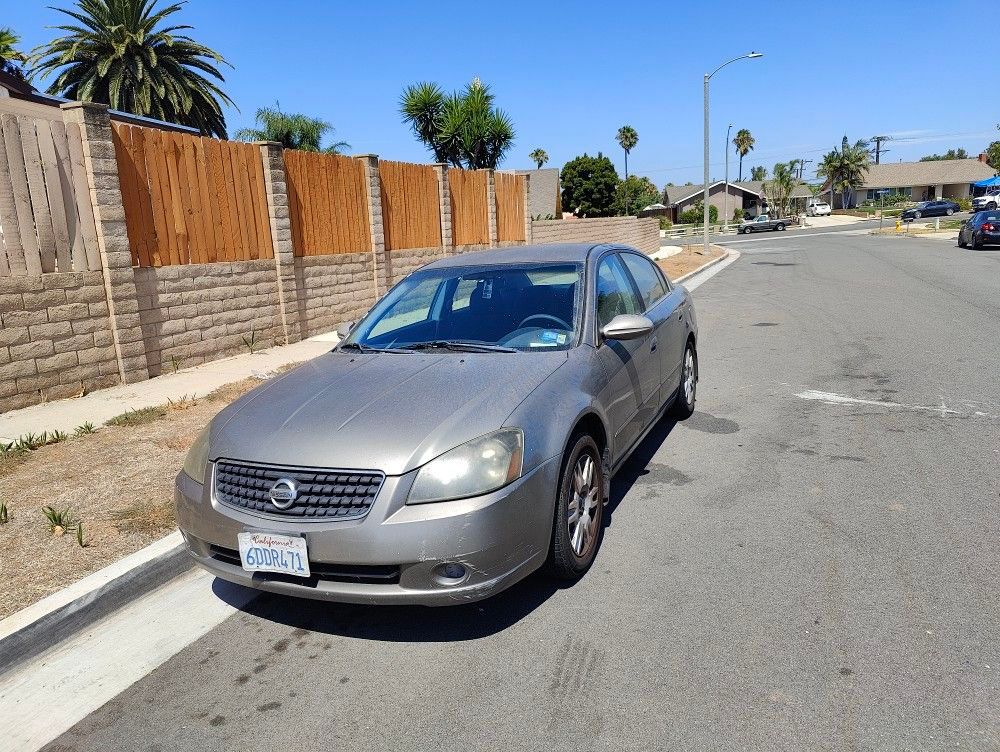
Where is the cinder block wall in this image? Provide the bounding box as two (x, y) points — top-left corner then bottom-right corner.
(0, 272), (121, 412)
(134, 262), (283, 377)
(530, 217), (661, 255)
(292, 252), (379, 337)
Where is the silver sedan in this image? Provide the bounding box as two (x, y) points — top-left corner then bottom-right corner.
(176, 243), (699, 605)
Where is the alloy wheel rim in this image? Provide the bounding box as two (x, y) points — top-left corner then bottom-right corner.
(683, 349), (696, 406)
(567, 454), (599, 557)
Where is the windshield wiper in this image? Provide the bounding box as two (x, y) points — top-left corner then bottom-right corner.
(402, 340), (517, 353)
(339, 342), (413, 354)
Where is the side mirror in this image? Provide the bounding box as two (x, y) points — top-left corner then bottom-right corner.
(336, 320), (356, 339)
(601, 314), (654, 342)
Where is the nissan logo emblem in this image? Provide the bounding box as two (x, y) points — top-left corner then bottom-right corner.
(268, 478), (299, 510)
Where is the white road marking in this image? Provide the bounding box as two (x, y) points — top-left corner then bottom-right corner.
(794, 390), (997, 418)
(0, 568), (256, 752)
(679, 250), (741, 291)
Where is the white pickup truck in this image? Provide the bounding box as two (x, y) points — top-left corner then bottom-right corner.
(972, 191), (999, 212)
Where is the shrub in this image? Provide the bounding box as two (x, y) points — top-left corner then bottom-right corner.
(953, 196), (972, 212)
(659, 217), (672, 230)
(42, 506), (78, 536)
(678, 202), (718, 224)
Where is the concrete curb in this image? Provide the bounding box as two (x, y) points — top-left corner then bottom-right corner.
(0, 530), (191, 676)
(674, 248), (734, 285)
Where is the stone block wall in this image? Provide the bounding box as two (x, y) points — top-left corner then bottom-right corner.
(0, 272), (120, 412)
(292, 252), (379, 336)
(530, 216), (661, 256)
(134, 261), (283, 376)
(388, 246), (452, 286)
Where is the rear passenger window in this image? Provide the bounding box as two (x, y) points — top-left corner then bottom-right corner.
(620, 253), (666, 309)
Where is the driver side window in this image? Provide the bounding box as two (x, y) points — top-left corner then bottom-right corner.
(595, 255), (642, 327)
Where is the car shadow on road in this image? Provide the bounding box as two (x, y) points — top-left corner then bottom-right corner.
(211, 416), (679, 642)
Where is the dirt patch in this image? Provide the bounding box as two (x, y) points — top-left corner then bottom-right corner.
(0, 375), (271, 620)
(657, 244), (727, 282)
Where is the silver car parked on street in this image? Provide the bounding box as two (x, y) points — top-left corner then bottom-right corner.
(176, 243), (699, 605)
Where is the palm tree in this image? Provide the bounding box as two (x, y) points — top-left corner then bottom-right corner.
(31, 0), (234, 138)
(733, 129), (755, 181)
(400, 79), (514, 169)
(529, 149), (549, 170)
(816, 136), (871, 208)
(0, 27), (27, 63)
(235, 103), (349, 153)
(750, 165), (767, 181)
(616, 125), (638, 214)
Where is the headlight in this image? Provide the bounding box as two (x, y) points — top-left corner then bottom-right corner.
(407, 429), (524, 504)
(183, 425), (211, 483)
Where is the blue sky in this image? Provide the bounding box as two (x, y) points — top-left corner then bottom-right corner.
(7, 0), (997, 186)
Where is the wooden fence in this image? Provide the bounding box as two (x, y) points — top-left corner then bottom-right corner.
(448, 169), (490, 246)
(0, 113), (100, 276)
(379, 160), (441, 251)
(112, 123), (273, 266)
(284, 150), (371, 256)
(495, 172), (526, 242)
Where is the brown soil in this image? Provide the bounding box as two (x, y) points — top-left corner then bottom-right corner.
(657, 244), (727, 281)
(0, 376), (268, 620)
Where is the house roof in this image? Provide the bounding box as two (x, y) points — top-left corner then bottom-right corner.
(663, 180), (812, 205)
(860, 159), (995, 188)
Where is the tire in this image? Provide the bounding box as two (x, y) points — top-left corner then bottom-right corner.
(971, 232), (982, 250)
(776, 223), (786, 231)
(946, 208), (954, 216)
(988, 202), (997, 211)
(547, 434), (604, 580)
(958, 234), (968, 248)
(914, 211), (922, 219)
(670, 340), (697, 420)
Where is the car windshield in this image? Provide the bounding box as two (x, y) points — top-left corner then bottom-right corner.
(343, 263), (582, 352)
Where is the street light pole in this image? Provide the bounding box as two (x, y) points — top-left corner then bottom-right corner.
(703, 52), (763, 254)
(724, 123), (732, 234)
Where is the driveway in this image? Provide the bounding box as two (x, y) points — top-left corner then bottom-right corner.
(32, 234), (1000, 751)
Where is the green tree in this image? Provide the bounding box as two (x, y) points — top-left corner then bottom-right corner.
(985, 141), (1000, 173)
(816, 136), (871, 208)
(750, 165), (767, 181)
(733, 128), (755, 181)
(0, 27), (27, 63)
(399, 78), (514, 169)
(561, 153), (619, 217)
(764, 162), (796, 217)
(528, 148), (548, 169)
(235, 103), (348, 153)
(31, 0), (234, 138)
(920, 148), (968, 161)
(679, 201), (717, 224)
(613, 175), (659, 216)
(616, 125), (639, 213)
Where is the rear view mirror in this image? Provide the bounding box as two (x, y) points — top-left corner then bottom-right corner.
(601, 314), (654, 341)
(336, 320), (356, 339)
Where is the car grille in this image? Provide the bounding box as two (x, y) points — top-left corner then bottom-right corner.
(213, 460), (383, 521)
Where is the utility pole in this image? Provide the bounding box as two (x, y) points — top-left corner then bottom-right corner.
(798, 158), (813, 181)
(871, 135), (891, 164)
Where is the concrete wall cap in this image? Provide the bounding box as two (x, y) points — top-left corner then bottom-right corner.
(59, 101), (109, 112)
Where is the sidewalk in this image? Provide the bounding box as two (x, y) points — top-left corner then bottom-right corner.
(0, 331), (339, 442)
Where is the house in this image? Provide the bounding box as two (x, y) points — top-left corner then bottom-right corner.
(662, 180), (814, 223)
(847, 158), (996, 207)
(515, 167), (561, 220)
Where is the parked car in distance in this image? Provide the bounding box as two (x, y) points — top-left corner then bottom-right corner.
(900, 200), (960, 220)
(806, 201), (831, 217)
(958, 210), (1000, 249)
(176, 243), (700, 606)
(971, 191), (1000, 212)
(739, 214), (789, 234)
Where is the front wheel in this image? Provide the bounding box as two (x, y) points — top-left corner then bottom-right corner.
(670, 341), (697, 420)
(988, 202), (997, 211)
(914, 211), (922, 219)
(776, 223), (786, 231)
(547, 435), (604, 580)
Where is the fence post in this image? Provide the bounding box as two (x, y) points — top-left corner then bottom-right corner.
(433, 163), (453, 252)
(256, 141), (301, 345)
(522, 172), (532, 243)
(59, 102), (150, 385)
(485, 169), (498, 248)
(355, 154), (389, 299)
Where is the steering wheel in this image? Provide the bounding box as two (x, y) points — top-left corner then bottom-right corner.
(518, 313), (571, 331)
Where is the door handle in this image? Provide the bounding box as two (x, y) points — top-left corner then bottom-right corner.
(677, 311), (683, 321)
(650, 336), (657, 352)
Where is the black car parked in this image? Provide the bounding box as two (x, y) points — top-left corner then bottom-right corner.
(958, 210), (1000, 249)
(901, 200), (960, 220)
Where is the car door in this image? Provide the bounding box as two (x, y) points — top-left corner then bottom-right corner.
(619, 252), (684, 408)
(593, 253), (658, 456)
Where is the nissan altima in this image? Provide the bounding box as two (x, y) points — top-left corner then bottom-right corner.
(176, 243), (699, 605)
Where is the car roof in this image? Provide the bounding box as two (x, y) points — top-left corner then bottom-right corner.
(421, 243), (611, 269)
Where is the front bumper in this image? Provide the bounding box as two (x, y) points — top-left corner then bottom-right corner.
(175, 457), (560, 606)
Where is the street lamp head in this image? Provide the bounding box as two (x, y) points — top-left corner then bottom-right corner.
(748, 52), (763, 58)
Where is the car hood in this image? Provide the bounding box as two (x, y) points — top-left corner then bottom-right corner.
(210, 350), (568, 475)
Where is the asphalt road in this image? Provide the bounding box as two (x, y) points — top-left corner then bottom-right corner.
(46, 231), (1000, 751)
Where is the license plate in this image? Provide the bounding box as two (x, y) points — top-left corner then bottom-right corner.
(237, 532), (310, 578)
